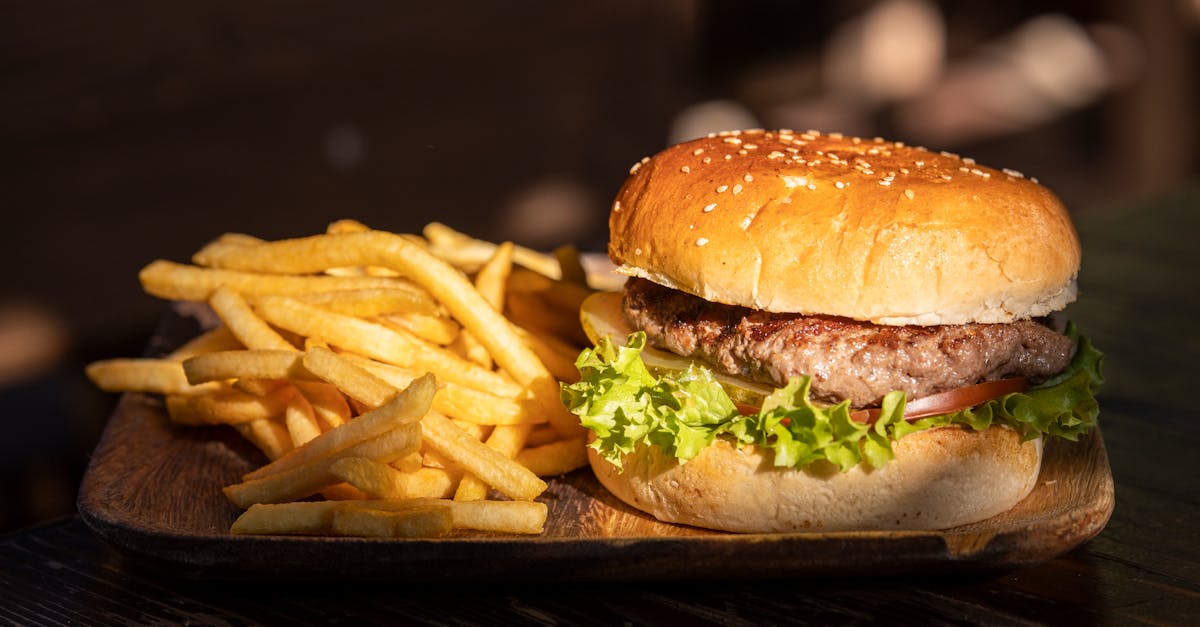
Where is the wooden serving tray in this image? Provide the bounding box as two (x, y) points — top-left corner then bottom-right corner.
(77, 308), (1114, 580)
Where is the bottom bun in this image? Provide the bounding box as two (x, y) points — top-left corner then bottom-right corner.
(589, 426), (1042, 532)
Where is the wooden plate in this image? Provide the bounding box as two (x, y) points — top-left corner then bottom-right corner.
(77, 307), (1114, 580)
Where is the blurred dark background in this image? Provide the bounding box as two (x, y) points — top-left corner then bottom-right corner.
(1, 1), (1196, 532)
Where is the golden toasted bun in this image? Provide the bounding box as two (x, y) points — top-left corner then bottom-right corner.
(609, 130), (1080, 325)
(589, 426), (1042, 532)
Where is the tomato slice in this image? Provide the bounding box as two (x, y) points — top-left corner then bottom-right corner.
(849, 377), (1029, 424)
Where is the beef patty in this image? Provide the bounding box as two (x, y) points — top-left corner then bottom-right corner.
(622, 278), (1074, 408)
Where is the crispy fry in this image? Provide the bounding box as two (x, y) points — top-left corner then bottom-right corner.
(342, 354), (540, 426)
(454, 423), (531, 501)
(140, 260), (424, 302)
(506, 290), (589, 347)
(423, 222), (560, 278)
(515, 325), (581, 383)
(165, 384), (295, 426)
(515, 437), (589, 477)
(284, 392), (322, 447)
(377, 312), (460, 346)
(301, 346), (396, 408)
(420, 411), (546, 501)
(86, 359), (219, 395)
(331, 503), (452, 538)
(292, 380), (350, 429)
(230, 501), (341, 535)
(444, 499), (547, 534)
(242, 374), (432, 481)
(293, 288), (437, 316)
(209, 287), (296, 351)
(392, 467), (460, 498)
(233, 419), (293, 461)
(224, 423), (421, 507)
(252, 295), (522, 397)
(328, 456), (408, 499)
(181, 350), (307, 384)
(507, 267), (593, 315)
(553, 244), (588, 287)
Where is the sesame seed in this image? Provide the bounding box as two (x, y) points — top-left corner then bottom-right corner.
(829, 132), (843, 139)
(716, 185), (729, 193)
(680, 165), (691, 173)
(904, 189), (915, 199)
(768, 151), (785, 159)
(613, 201), (621, 212)
(782, 175), (808, 188)
(1030, 176), (1039, 184)
(915, 160), (925, 168)
(738, 149), (748, 155)
(962, 157), (976, 165)
(696, 237), (709, 247)
(743, 174), (753, 182)
(740, 216), (752, 230)
(745, 144), (758, 150)
(693, 148), (705, 156)
(879, 180), (892, 186)
(835, 181), (845, 189)
(807, 183), (817, 191)
(702, 157), (712, 164)
(732, 184), (743, 194)
(703, 203), (717, 212)
(1003, 168), (1024, 178)
(723, 137), (742, 145)
(899, 168), (909, 175)
(724, 154), (732, 160)
(635, 247), (642, 255)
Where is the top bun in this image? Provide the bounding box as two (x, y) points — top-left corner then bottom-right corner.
(608, 130), (1081, 325)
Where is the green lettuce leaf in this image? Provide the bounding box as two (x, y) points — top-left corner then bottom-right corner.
(561, 325), (1103, 473)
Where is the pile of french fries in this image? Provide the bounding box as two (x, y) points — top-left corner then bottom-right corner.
(86, 220), (594, 538)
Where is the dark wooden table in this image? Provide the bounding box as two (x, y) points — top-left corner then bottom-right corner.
(2, 189), (1197, 625)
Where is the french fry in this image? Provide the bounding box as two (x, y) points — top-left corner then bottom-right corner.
(331, 503), (452, 538)
(455, 240), (514, 368)
(554, 244), (588, 287)
(165, 384), (295, 426)
(284, 392), (322, 447)
(506, 290), (589, 347)
(358, 498), (547, 535)
(293, 288), (437, 316)
(329, 456), (408, 499)
(166, 326), (242, 361)
(423, 222), (560, 279)
(376, 312), (461, 346)
(444, 499), (547, 534)
(242, 374), (432, 481)
(252, 295), (522, 398)
(224, 423), (421, 507)
(140, 260), (425, 302)
(392, 466), (461, 498)
(454, 424), (532, 501)
(515, 437), (589, 477)
(230, 501), (341, 535)
(341, 354), (539, 426)
(391, 451), (424, 473)
(181, 350), (307, 384)
(209, 287), (296, 352)
(507, 268), (594, 315)
(301, 346), (396, 408)
(420, 411), (546, 501)
(86, 359), (219, 395)
(292, 380), (350, 429)
(515, 325), (582, 383)
(233, 419), (293, 461)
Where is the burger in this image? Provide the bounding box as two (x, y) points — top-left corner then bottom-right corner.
(561, 129), (1103, 532)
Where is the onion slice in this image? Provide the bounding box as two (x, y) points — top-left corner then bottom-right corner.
(849, 377), (1029, 424)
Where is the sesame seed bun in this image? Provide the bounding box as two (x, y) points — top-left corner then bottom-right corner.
(589, 425), (1043, 532)
(608, 130), (1081, 325)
